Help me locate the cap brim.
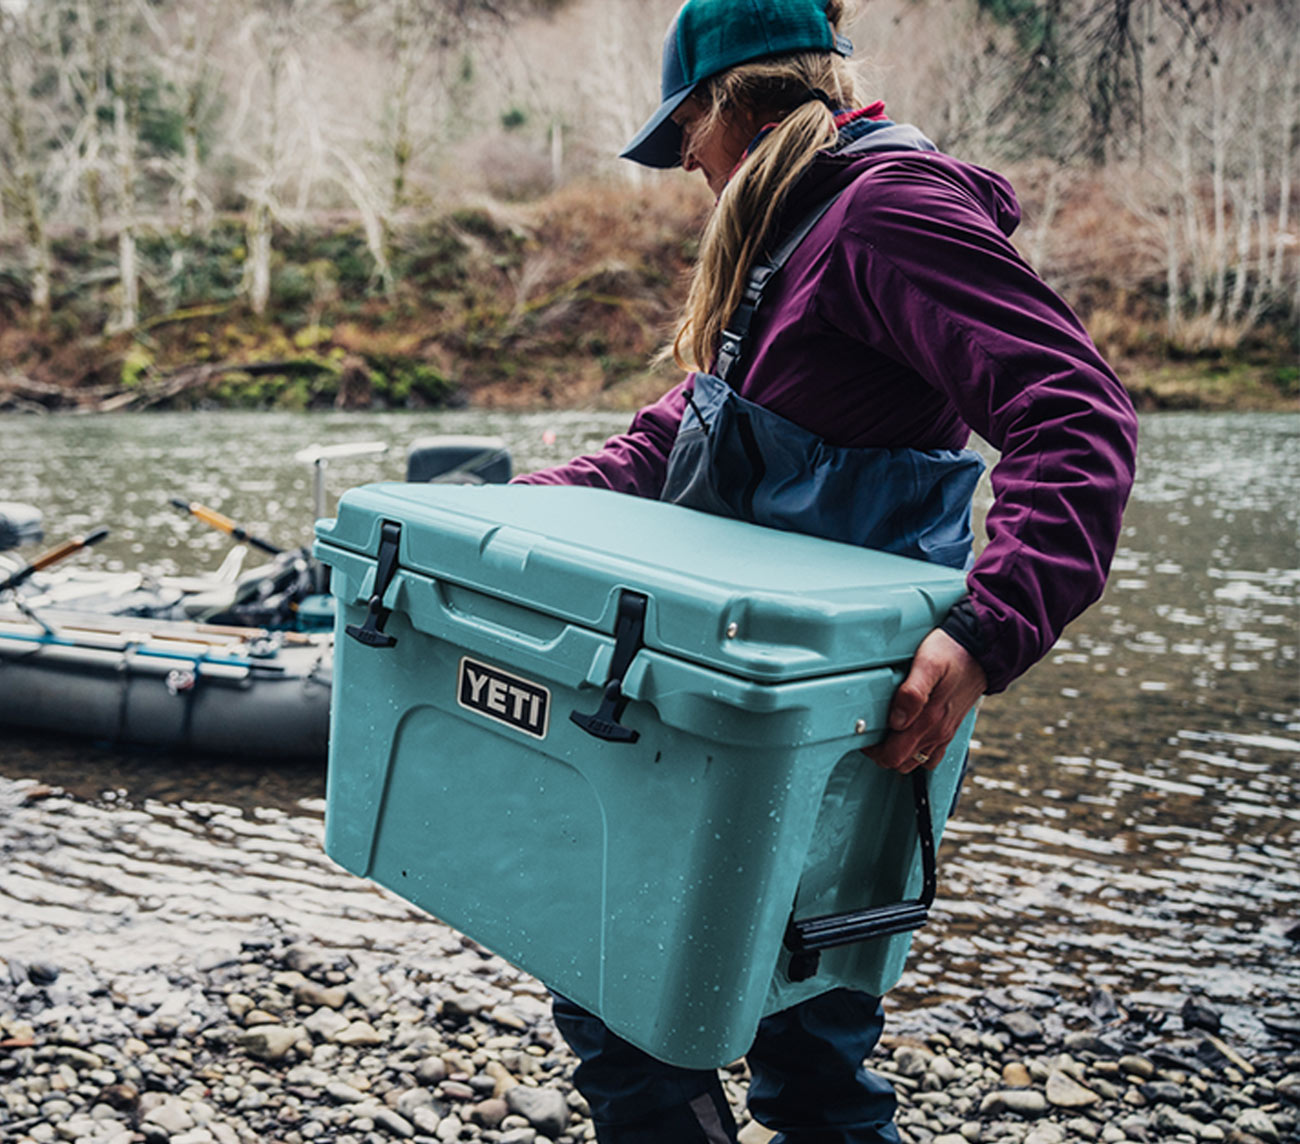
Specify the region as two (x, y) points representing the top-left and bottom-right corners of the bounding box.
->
(619, 86), (694, 169)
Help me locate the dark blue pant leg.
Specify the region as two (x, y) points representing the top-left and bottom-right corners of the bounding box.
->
(550, 993), (738, 1144)
(746, 989), (900, 1144)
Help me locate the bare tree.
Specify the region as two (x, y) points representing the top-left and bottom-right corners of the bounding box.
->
(106, 0), (144, 331)
(0, 4), (53, 317)
(227, 0), (305, 316)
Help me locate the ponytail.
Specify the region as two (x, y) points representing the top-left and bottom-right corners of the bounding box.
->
(671, 6), (859, 371)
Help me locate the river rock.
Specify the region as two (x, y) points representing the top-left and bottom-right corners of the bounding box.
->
(1200, 1035), (1255, 1075)
(1046, 1070), (1101, 1108)
(333, 1020), (385, 1046)
(410, 1106), (443, 1134)
(980, 1090), (1048, 1117)
(998, 1012), (1044, 1042)
(1181, 996), (1222, 1034)
(374, 1107), (416, 1138)
(1233, 1109), (1279, 1141)
(27, 962), (60, 985)
(895, 1045), (935, 1078)
(1155, 1106), (1204, 1137)
(236, 1025), (304, 1061)
(1118, 1054), (1155, 1079)
(283, 944), (337, 977)
(1140, 1080), (1186, 1105)
(506, 1085), (569, 1135)
(1024, 1125), (1065, 1144)
(143, 1098), (196, 1133)
(294, 981), (349, 1010)
(1003, 1063), (1033, 1087)
(1063, 1032), (1117, 1057)
(1277, 1073), (1300, 1105)
(304, 1007), (351, 1041)
(242, 1008), (281, 1026)
(435, 1113), (464, 1141)
(470, 1097), (509, 1128)
(415, 1055), (449, 1085)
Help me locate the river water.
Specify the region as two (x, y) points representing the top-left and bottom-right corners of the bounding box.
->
(1, 409), (1297, 1044)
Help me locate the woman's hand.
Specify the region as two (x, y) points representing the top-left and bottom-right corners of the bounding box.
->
(863, 629), (987, 773)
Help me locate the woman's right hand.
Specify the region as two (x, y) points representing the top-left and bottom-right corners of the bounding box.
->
(862, 628), (986, 773)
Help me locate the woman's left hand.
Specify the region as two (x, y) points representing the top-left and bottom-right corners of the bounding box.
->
(863, 629), (987, 773)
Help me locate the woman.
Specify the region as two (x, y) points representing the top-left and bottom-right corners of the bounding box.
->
(514, 0), (1138, 1139)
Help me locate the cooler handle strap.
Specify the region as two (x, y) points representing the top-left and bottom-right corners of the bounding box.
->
(783, 768), (937, 982)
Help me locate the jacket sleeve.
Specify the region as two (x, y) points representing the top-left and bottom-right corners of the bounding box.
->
(823, 173), (1138, 693)
(510, 380), (689, 497)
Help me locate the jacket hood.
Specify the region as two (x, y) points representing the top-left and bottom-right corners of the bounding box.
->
(783, 124), (1022, 240)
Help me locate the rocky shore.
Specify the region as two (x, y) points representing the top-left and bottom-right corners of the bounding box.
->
(2, 932), (1296, 1144)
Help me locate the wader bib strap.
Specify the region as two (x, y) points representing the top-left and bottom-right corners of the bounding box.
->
(714, 192), (847, 384)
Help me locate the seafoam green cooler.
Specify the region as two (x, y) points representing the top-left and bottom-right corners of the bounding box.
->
(315, 484), (976, 1068)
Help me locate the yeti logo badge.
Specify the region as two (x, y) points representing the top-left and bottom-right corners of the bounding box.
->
(457, 658), (550, 739)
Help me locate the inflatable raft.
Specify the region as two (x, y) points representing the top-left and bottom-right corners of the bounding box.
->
(0, 609), (332, 757)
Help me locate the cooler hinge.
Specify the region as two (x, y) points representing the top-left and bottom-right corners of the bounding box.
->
(345, 520), (402, 649)
(569, 591), (647, 744)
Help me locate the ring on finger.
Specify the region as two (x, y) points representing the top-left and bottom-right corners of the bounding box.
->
(912, 750), (931, 765)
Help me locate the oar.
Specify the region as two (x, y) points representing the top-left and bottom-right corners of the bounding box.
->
(0, 526), (110, 594)
(170, 499), (282, 556)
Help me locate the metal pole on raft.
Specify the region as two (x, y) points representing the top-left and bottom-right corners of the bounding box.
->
(293, 442), (389, 525)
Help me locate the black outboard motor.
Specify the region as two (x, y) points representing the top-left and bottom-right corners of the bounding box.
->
(0, 503), (43, 551)
(406, 436), (512, 485)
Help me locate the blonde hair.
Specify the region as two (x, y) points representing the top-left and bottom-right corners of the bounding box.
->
(671, 1), (858, 372)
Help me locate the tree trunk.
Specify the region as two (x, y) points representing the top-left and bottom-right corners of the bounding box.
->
(1270, 56), (1295, 296)
(1165, 211), (1180, 341)
(244, 3), (287, 317)
(550, 119), (563, 188)
(0, 17), (53, 318)
(1209, 59), (1228, 324)
(113, 87), (139, 331)
(248, 196), (272, 316)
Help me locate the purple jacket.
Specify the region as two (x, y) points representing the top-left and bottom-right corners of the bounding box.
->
(515, 139), (1138, 694)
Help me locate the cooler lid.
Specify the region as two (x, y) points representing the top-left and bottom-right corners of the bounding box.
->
(317, 483), (969, 682)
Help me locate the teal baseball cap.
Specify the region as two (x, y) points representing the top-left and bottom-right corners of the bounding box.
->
(620, 0), (853, 169)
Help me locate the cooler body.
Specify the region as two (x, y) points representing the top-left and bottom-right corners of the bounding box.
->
(316, 484), (974, 1068)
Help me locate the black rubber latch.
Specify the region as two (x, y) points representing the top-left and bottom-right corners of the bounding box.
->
(570, 591), (648, 743)
(345, 521), (402, 648)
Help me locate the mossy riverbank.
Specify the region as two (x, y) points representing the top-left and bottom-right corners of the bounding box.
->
(1, 182), (1295, 417)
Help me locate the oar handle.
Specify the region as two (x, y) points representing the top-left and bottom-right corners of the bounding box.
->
(170, 498), (282, 556)
(0, 526), (110, 593)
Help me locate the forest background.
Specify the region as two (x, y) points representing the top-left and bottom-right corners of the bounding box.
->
(0, 0), (1296, 415)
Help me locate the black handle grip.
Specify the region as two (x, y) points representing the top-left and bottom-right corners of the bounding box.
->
(783, 769), (937, 980)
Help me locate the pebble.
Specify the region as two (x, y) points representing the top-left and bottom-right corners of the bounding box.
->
(1045, 1070), (1101, 1108)
(1002, 1062), (1032, 1087)
(374, 1108), (416, 1138)
(1233, 1108), (1280, 1141)
(507, 1084), (570, 1136)
(980, 1089), (1048, 1116)
(998, 1012), (1044, 1042)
